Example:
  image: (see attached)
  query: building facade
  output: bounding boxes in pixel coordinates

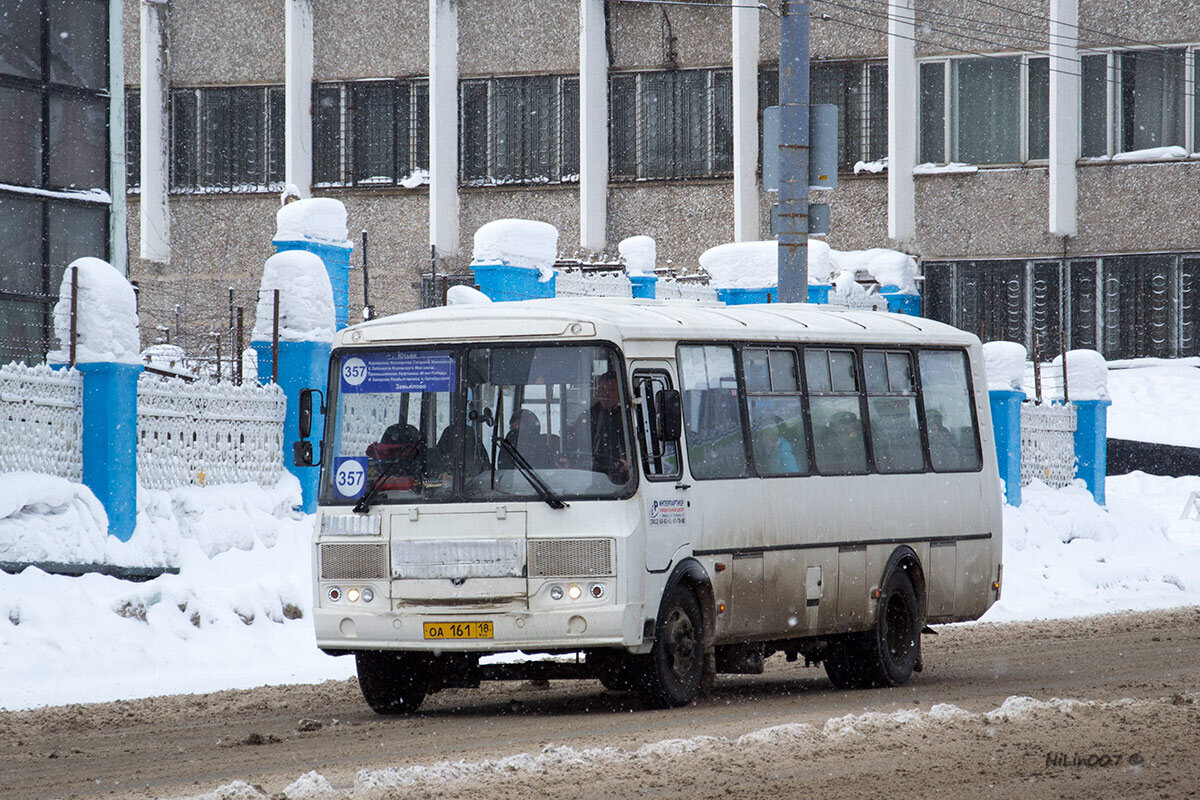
[23,0,1200,364]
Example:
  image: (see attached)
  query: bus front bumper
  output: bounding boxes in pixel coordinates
[313,602,646,653]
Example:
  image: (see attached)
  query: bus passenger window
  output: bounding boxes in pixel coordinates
[864,350,924,473]
[678,345,748,479]
[743,348,808,476]
[919,350,982,472]
[806,348,868,475]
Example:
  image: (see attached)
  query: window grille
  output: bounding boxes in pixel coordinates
[610,68,731,181]
[458,75,579,186]
[125,89,140,192]
[169,86,285,193]
[312,79,429,188]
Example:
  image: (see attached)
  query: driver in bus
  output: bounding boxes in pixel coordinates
[575,370,629,483]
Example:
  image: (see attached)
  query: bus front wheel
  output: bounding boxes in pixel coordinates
[635,585,706,708]
[356,651,428,714]
[824,569,921,689]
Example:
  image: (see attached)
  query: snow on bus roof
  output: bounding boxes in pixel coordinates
[344,297,976,346]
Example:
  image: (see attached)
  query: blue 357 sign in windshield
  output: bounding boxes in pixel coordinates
[340,351,455,394]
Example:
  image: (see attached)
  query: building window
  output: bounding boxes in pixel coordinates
[920,55,1051,165]
[1119,50,1186,152]
[459,75,578,186]
[610,68,730,180]
[925,255,1200,361]
[0,0,110,364]
[758,61,888,172]
[125,89,140,192]
[313,78,429,187]
[169,85,285,192]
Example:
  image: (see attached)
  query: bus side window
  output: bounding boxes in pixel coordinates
[678,345,748,480]
[805,348,868,475]
[633,372,681,480]
[918,350,982,472]
[743,347,808,476]
[863,350,924,473]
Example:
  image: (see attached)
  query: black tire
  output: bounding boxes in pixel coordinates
[597,658,639,692]
[634,585,706,708]
[824,568,921,689]
[355,651,428,714]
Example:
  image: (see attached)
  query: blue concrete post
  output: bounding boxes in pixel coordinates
[629,274,657,299]
[807,284,831,304]
[717,285,830,305]
[252,340,330,513]
[989,389,1025,506]
[471,263,556,302]
[879,286,921,315]
[1073,399,1111,505]
[273,239,354,330]
[78,362,144,541]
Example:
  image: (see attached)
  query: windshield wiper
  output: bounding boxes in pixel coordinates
[353,458,403,514]
[493,434,567,510]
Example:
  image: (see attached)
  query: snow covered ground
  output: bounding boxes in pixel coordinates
[1106,357,1200,447]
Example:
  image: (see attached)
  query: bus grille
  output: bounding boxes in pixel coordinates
[320,543,389,581]
[528,539,613,578]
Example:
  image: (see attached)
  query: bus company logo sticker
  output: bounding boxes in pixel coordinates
[333,457,368,499]
[649,499,686,526]
[341,357,368,387]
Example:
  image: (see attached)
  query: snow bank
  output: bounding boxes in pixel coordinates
[829,248,919,294]
[274,197,351,246]
[853,157,887,174]
[251,250,336,343]
[982,341,1028,391]
[914,162,978,174]
[1106,145,1188,162]
[446,285,492,305]
[471,218,559,281]
[47,257,141,365]
[1048,349,1108,401]
[1107,358,1200,446]
[700,240,911,292]
[618,235,656,276]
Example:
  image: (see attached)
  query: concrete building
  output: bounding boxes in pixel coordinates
[6,1,1200,365]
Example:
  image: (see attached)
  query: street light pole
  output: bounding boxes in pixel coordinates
[777,0,810,302]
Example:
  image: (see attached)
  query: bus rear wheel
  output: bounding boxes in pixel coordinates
[634,585,706,708]
[824,569,921,690]
[356,651,428,714]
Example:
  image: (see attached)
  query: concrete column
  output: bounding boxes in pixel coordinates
[139,0,169,264]
[579,0,608,253]
[887,0,916,244]
[732,3,759,242]
[1073,399,1109,505]
[273,240,354,330]
[989,389,1025,507]
[1048,0,1079,237]
[79,363,144,541]
[285,0,314,198]
[108,0,127,274]
[429,0,459,260]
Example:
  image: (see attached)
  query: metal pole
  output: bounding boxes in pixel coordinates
[227,286,235,367]
[214,332,221,381]
[68,265,78,366]
[361,229,372,320]
[235,307,244,386]
[272,289,280,384]
[777,0,810,303]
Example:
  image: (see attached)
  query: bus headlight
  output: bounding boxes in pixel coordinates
[361,587,374,603]
[327,586,341,602]
[567,584,582,601]
[346,588,361,603]
[590,583,605,599]
[549,585,564,601]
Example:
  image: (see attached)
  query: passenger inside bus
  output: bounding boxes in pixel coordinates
[365,423,426,491]
[752,418,803,474]
[500,409,560,469]
[816,410,868,473]
[574,371,630,483]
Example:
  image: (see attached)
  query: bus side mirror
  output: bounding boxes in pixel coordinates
[657,389,682,441]
[298,389,313,439]
[293,439,314,467]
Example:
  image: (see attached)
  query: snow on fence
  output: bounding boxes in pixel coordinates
[1021,401,1077,488]
[826,288,889,311]
[657,278,719,302]
[136,374,286,489]
[0,362,83,481]
[554,269,634,298]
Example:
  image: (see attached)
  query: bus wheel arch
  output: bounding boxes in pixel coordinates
[881,546,927,625]
[660,558,716,643]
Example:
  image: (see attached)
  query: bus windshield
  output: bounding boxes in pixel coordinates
[320,344,635,506]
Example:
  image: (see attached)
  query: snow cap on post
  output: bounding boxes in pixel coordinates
[982,341,1028,392]
[446,285,493,305]
[252,250,335,343]
[700,240,833,289]
[274,197,352,247]
[48,257,141,365]
[471,218,559,282]
[618,236,656,277]
[1050,350,1108,401]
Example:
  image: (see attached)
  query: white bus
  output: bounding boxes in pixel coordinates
[296,298,1003,713]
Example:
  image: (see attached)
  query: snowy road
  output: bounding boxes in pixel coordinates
[2,607,1198,800]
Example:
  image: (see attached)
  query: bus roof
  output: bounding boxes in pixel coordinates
[340,297,979,349]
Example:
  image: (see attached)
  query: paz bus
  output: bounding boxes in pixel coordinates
[294,297,1003,712]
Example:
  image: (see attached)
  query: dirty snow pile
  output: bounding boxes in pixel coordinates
[699,239,918,294]
[618,235,656,276]
[274,197,352,247]
[471,218,559,281]
[46,257,141,365]
[0,472,354,711]
[252,250,336,343]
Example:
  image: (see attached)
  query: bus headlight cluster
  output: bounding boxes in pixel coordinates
[327,586,375,604]
[548,583,606,601]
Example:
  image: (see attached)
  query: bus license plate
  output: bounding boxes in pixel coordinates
[423,621,493,640]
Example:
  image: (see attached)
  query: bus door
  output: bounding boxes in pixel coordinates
[630,363,694,572]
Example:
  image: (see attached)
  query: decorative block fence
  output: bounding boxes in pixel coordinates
[0,362,83,481]
[1020,402,1077,489]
